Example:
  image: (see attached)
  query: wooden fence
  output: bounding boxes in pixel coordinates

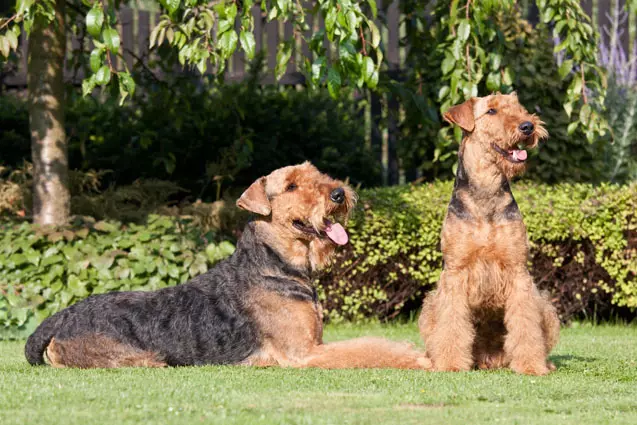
[1,1,634,185]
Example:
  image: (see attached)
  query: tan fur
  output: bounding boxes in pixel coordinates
[243,287,432,370]
[419,94,559,376]
[46,336,166,368]
[238,163,431,370]
[236,162,358,271]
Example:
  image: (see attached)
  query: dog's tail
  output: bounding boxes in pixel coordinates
[25,313,63,365]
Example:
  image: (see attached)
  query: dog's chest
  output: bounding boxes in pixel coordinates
[442,217,529,308]
[443,217,528,264]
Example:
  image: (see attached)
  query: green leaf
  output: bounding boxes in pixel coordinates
[5,29,18,50]
[89,48,103,73]
[161,0,181,15]
[218,30,238,59]
[367,68,378,89]
[218,18,234,34]
[367,0,377,18]
[558,59,573,79]
[489,53,501,71]
[567,121,579,135]
[94,65,111,86]
[82,76,96,96]
[102,28,120,54]
[579,103,592,124]
[68,275,89,297]
[41,254,63,267]
[457,20,470,42]
[275,41,293,81]
[17,0,34,16]
[240,31,256,60]
[486,72,501,91]
[438,85,450,101]
[311,56,326,83]
[120,72,135,96]
[441,55,455,75]
[327,67,341,98]
[542,7,555,23]
[86,6,104,39]
[346,11,357,33]
[569,75,583,96]
[325,7,337,40]
[118,72,136,105]
[0,36,9,58]
[363,56,375,83]
[368,20,380,49]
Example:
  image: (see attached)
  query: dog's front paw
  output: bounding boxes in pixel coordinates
[416,356,433,370]
[510,360,550,376]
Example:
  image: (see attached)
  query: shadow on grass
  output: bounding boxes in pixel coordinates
[550,354,597,368]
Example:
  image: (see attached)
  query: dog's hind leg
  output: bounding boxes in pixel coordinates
[300,337,432,370]
[419,271,475,371]
[46,334,166,369]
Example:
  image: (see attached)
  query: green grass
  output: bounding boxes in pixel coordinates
[1,323,636,425]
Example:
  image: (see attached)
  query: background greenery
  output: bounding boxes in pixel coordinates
[319,181,636,323]
[1,323,636,425]
[0,1,635,331]
[1,180,634,336]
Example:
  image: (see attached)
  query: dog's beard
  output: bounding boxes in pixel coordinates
[308,237,338,271]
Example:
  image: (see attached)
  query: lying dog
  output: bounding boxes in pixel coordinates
[26,162,431,370]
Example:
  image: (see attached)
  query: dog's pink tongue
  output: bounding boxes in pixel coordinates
[325,222,349,245]
[511,149,528,161]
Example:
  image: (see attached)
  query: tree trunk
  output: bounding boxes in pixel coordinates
[27,0,69,226]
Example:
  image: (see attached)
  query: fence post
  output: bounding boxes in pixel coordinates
[386,0,400,185]
[121,8,135,72]
[266,18,278,83]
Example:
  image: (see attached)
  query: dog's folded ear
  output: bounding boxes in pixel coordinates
[443,98,475,132]
[236,177,271,215]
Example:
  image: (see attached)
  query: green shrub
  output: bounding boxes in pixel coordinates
[1,182,634,335]
[318,181,636,323]
[0,69,381,198]
[0,215,235,338]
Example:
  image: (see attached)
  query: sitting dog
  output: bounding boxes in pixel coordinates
[26,162,431,370]
[418,93,560,375]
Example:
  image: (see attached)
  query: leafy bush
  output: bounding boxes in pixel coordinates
[0,67,381,199]
[0,215,235,338]
[1,182,634,335]
[318,181,636,323]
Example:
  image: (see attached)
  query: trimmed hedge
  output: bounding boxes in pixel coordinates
[318,181,636,323]
[0,215,234,338]
[1,182,635,336]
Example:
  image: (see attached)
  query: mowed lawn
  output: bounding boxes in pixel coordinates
[1,323,636,425]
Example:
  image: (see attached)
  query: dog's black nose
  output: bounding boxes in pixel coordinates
[519,121,534,136]
[330,187,345,204]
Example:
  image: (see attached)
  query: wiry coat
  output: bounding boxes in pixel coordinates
[27,162,432,370]
[418,93,560,376]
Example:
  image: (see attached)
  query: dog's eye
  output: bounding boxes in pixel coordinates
[487,108,497,115]
[286,183,297,192]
